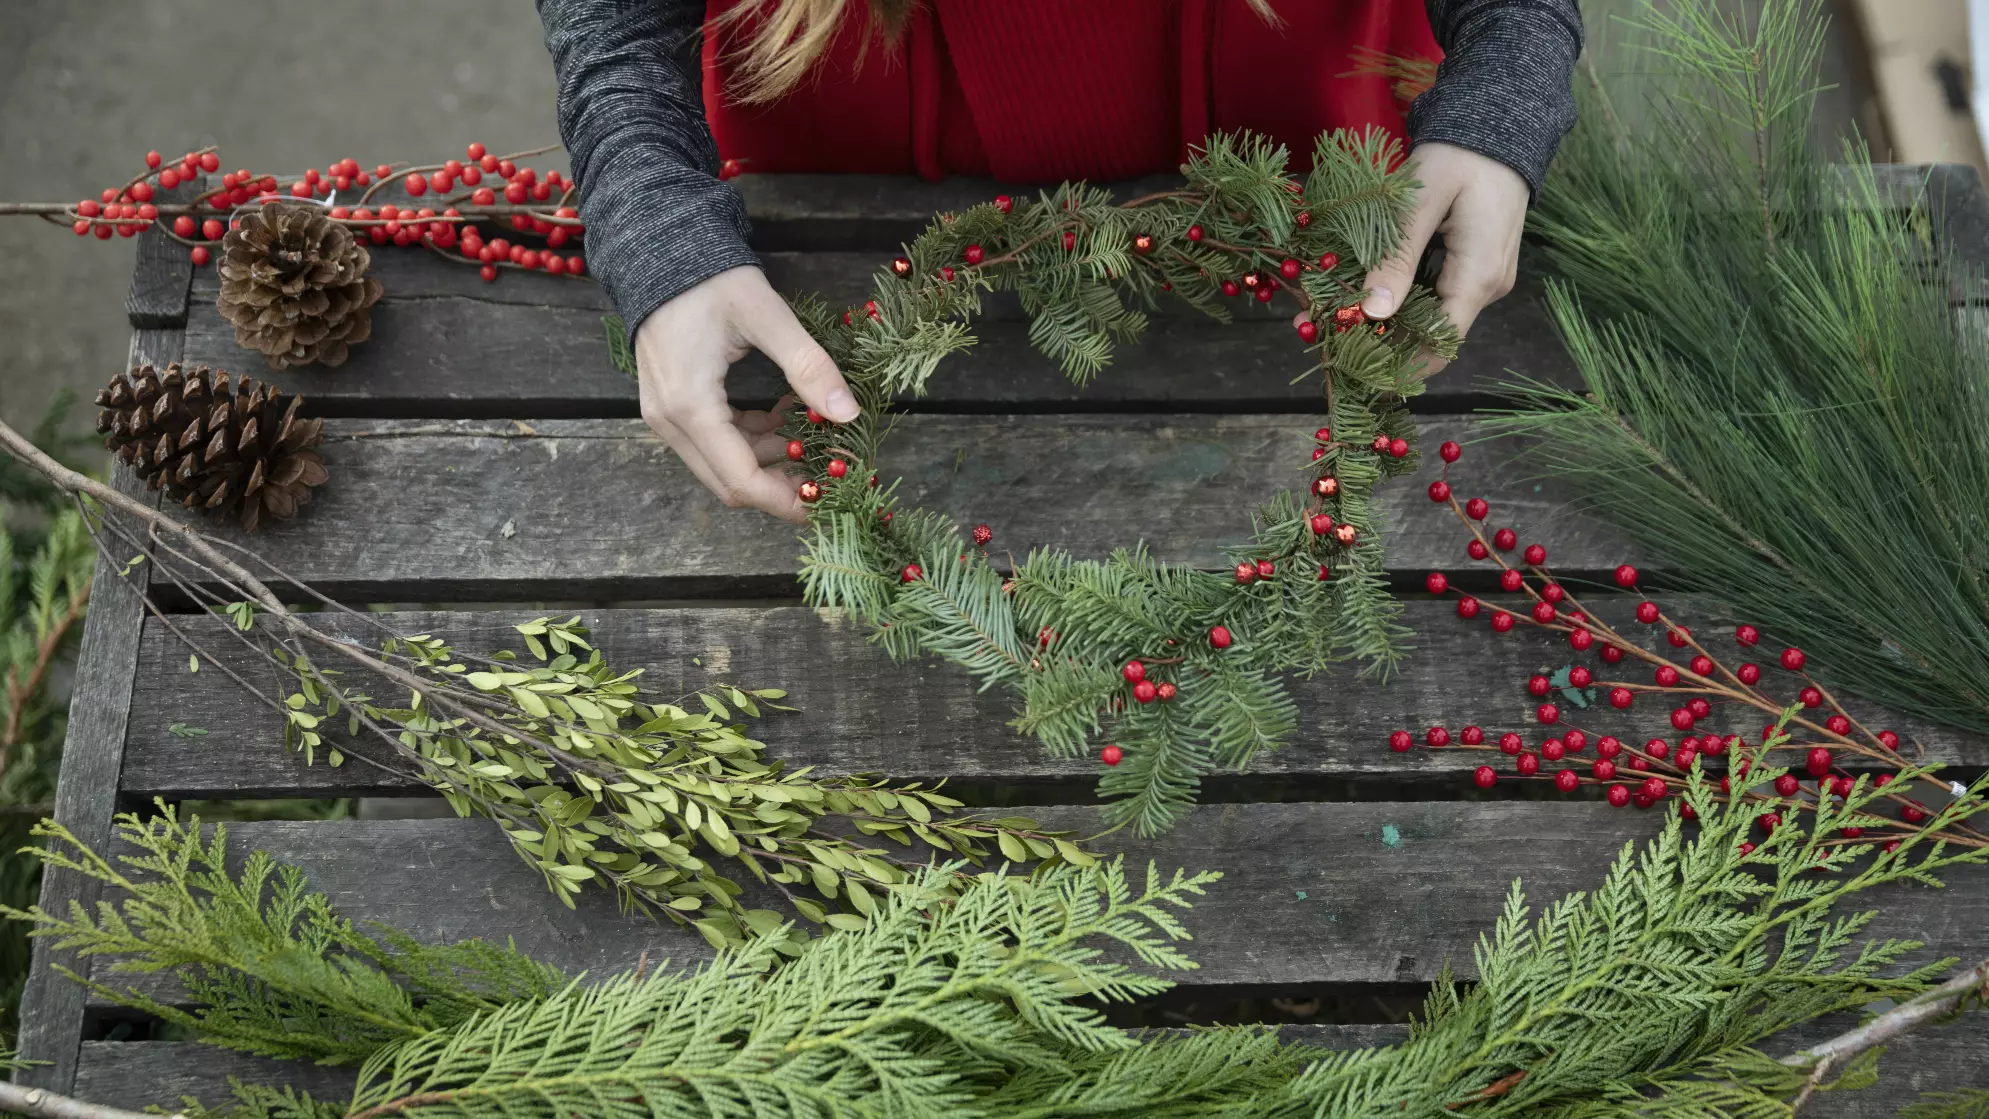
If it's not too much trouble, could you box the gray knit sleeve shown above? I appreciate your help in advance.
[538,0,759,342]
[1410,0,1584,196]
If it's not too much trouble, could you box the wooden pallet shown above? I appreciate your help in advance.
[19,168,1989,1114]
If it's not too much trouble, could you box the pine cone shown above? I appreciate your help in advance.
[217,202,383,369]
[95,363,329,532]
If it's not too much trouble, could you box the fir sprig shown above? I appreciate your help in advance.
[1502,0,1989,733]
[790,129,1458,833]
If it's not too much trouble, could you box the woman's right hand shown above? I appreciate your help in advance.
[633,265,861,522]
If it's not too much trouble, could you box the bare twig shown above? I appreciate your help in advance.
[0,576,91,752]
[0,1081,171,1119]
[1783,956,1989,1112]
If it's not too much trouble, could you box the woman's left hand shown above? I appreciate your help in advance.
[1356,142,1531,373]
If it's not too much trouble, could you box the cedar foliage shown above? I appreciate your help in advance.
[12,716,1987,1117]
[789,130,1459,835]
[1498,0,1989,732]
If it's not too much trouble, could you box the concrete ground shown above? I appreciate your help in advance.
[0,0,560,436]
[0,1,1883,442]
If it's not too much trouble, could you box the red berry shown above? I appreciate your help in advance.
[1655,665,1680,688]
[1311,513,1334,535]
[1522,544,1546,565]
[472,187,496,206]
[1461,726,1485,745]
[1499,733,1523,755]
[1297,320,1319,343]
[1474,766,1498,789]
[1389,730,1414,752]
[968,522,991,546]
[1675,744,1698,770]
[1467,540,1489,560]
[1280,258,1302,280]
[1532,602,1557,624]
[1876,773,1895,787]
[784,440,805,462]
[1516,752,1540,776]
[1610,687,1633,709]
[1644,738,1670,759]
[1528,675,1552,698]
[1101,744,1123,766]
[1597,736,1622,758]
[1492,528,1517,551]
[797,479,822,503]
[1687,697,1711,720]
[1569,628,1594,651]
[1499,569,1523,593]
[1667,627,1690,648]
[171,215,195,237]
[1234,562,1256,585]
[1799,686,1824,708]
[964,244,985,265]
[1063,230,1077,252]
[1426,726,1451,748]
[993,194,1014,213]
[130,181,153,202]
[1256,560,1275,579]
[189,246,210,266]
[144,149,163,168]
[1642,777,1667,800]
[1607,784,1632,808]
[1122,660,1147,683]
[1427,481,1451,503]
[1780,648,1806,671]
[1221,280,1240,297]
[717,159,743,180]
[1317,251,1339,270]
[198,152,220,172]
[1774,774,1800,797]
[1133,680,1158,704]
[1464,498,1489,520]
[1209,625,1233,649]
[1156,682,1177,702]
[202,218,223,240]
[1542,739,1565,762]
[479,264,498,282]
[1825,715,1851,734]
[1878,730,1900,750]
[1388,438,1409,458]
[1903,803,1929,825]
[1670,708,1694,731]
[1840,826,1863,839]
[1541,584,1565,603]
[1564,729,1587,752]
[1806,747,1832,777]
[900,563,923,583]
[1629,602,1661,627]
[1737,663,1761,685]
[1456,596,1481,619]
[1684,655,1711,676]
[1593,759,1617,781]
[1491,611,1515,632]
[1425,572,1449,594]
[1536,702,1560,725]
[827,459,849,479]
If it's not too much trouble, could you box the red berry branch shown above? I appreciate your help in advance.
[0,142,587,282]
[1389,441,1988,852]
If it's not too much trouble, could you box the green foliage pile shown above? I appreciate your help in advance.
[13,715,1987,1117]
[283,617,1079,949]
[790,129,1459,835]
[1500,0,1989,731]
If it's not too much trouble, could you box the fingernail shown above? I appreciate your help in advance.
[1363,287,1396,318]
[827,389,859,421]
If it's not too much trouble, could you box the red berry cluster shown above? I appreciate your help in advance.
[1386,442,1975,855]
[44,143,587,282]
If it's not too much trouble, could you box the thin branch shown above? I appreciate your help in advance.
[0,1082,170,1119]
[1783,955,1989,1111]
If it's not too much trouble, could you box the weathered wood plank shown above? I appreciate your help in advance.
[15,330,176,1093]
[71,1021,1986,1118]
[82,805,1989,1002]
[120,601,1986,799]
[125,178,199,329]
[151,415,1631,602]
[180,250,1573,418]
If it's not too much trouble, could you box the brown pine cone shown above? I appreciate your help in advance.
[217,202,383,369]
[95,363,329,531]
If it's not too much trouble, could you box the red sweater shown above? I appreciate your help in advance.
[703,1,1440,182]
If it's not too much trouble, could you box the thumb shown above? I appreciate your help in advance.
[1361,181,1452,321]
[740,288,860,423]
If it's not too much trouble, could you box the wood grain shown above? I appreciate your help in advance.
[119,602,1988,799]
[125,178,199,329]
[147,415,1633,602]
[14,331,175,1093]
[82,804,1989,1003]
[180,249,1575,418]
[70,1020,1987,1118]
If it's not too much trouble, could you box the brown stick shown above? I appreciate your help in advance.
[0,1082,170,1119]
[1782,956,1989,1112]
[1,577,91,751]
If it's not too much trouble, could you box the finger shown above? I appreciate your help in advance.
[678,401,808,521]
[1431,231,1520,344]
[1361,179,1455,321]
[734,406,791,436]
[738,291,861,423]
[749,429,793,467]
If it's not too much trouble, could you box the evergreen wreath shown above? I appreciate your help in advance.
[780,131,1460,835]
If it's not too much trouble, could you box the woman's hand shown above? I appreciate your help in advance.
[633,265,860,522]
[1358,142,1531,371]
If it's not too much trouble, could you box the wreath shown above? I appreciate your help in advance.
[782,131,1459,834]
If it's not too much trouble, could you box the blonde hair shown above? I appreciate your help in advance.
[714,0,1279,105]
